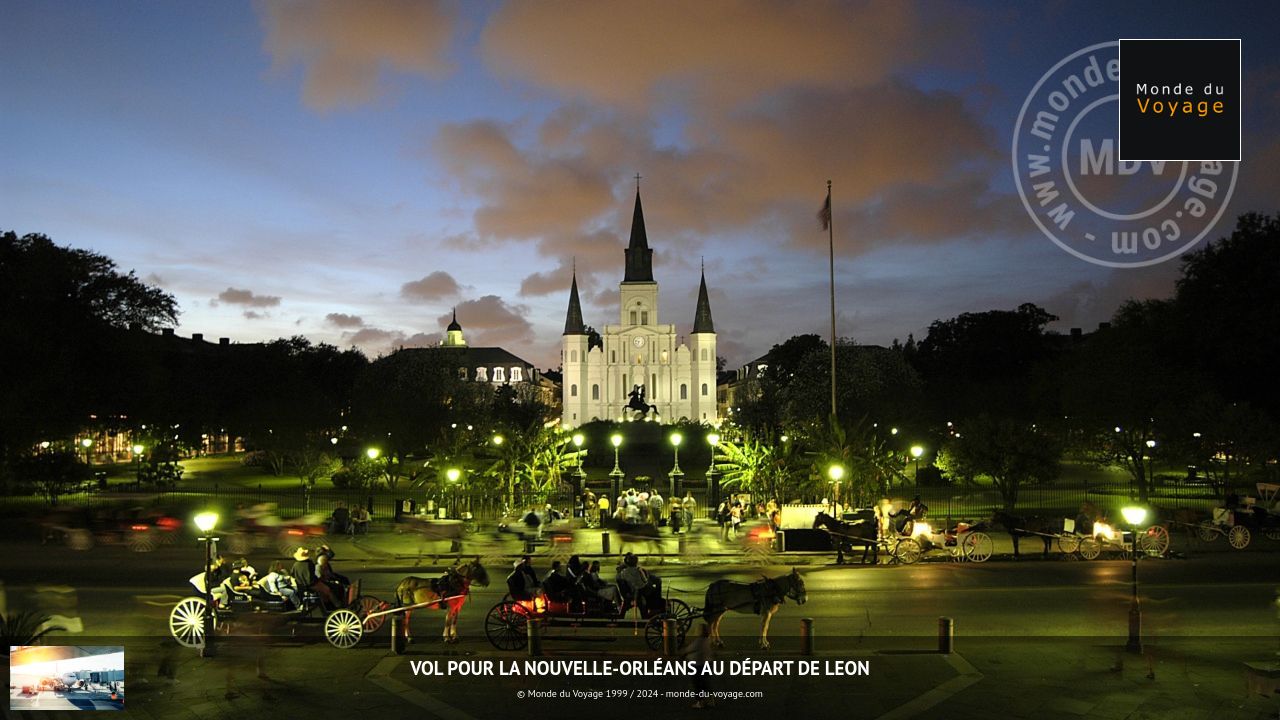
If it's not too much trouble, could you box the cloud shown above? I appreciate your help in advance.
[400,270,462,301]
[217,287,282,307]
[481,0,949,111]
[243,310,267,320]
[325,312,365,328]
[442,295,533,346]
[258,0,456,110]
[340,327,442,356]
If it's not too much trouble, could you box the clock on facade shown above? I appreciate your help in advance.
[631,336,645,348]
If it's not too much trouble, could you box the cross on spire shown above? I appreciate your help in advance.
[634,173,642,191]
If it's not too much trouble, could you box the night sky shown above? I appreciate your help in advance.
[3,0,1277,368]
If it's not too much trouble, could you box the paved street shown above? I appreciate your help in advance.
[3,527,1279,719]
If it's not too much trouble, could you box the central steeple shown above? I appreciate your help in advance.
[623,190,654,283]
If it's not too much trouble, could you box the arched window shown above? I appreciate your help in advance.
[592,384,600,400]
[476,367,487,381]
[458,367,467,380]
[493,367,505,382]
[680,384,688,400]
[510,367,523,382]
[610,350,616,363]
[640,311,649,325]
[651,374,657,397]
[700,348,708,361]
[701,383,709,396]
[630,311,638,324]
[571,350,578,362]
[571,384,578,397]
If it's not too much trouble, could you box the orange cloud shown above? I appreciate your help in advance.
[259,0,456,110]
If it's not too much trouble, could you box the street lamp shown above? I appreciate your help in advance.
[669,432,684,497]
[366,447,380,460]
[1121,505,1147,654]
[493,434,504,446]
[571,433,586,498]
[80,437,93,466]
[609,433,624,500]
[707,433,721,507]
[132,444,145,487]
[828,464,845,514]
[910,445,924,494]
[446,468,461,518]
[193,511,219,657]
[1144,439,1156,489]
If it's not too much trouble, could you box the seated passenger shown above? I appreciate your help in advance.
[257,561,301,609]
[585,560,621,608]
[506,555,540,601]
[617,553,660,612]
[542,561,572,602]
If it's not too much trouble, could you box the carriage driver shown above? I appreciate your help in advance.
[506,555,540,601]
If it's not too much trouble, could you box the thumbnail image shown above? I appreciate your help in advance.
[9,646,124,711]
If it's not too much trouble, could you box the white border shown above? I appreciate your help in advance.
[1118,38,1242,162]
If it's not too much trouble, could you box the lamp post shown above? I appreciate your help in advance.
[193,511,219,657]
[910,445,924,495]
[669,433,684,498]
[609,434,624,501]
[572,433,586,500]
[828,464,845,515]
[1121,505,1147,654]
[707,433,721,508]
[1144,439,1156,492]
[131,444,145,487]
[80,438,93,466]
[446,468,461,519]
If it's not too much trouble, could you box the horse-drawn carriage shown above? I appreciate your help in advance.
[168,579,384,650]
[484,579,695,652]
[1166,484,1280,550]
[812,509,993,564]
[992,509,1171,560]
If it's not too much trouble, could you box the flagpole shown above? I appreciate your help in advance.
[827,179,837,425]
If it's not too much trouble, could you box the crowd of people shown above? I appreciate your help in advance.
[506,552,662,615]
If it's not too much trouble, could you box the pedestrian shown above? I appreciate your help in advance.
[598,494,610,527]
[729,501,742,537]
[669,495,683,534]
[682,491,697,528]
[650,490,665,526]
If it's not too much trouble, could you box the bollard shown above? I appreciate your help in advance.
[390,615,407,655]
[776,530,786,553]
[800,617,814,656]
[937,616,954,654]
[602,531,611,555]
[678,534,687,556]
[527,618,543,656]
[662,618,679,656]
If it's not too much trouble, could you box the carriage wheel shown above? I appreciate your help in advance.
[894,538,922,565]
[354,595,387,633]
[169,597,208,648]
[128,530,156,553]
[324,608,364,648]
[485,602,528,650]
[66,528,94,551]
[226,532,253,556]
[1078,537,1101,560]
[963,532,994,563]
[644,612,687,651]
[1139,525,1170,557]
[1196,524,1218,542]
[665,598,695,631]
[1228,525,1251,550]
[278,532,308,558]
[1056,535,1080,555]
[1265,527,1280,542]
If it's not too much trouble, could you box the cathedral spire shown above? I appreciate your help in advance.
[563,270,586,335]
[693,269,714,334]
[623,189,654,282]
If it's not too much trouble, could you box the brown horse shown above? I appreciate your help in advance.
[394,559,489,644]
[703,568,806,650]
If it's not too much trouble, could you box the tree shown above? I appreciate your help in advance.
[942,415,1061,510]
[15,449,90,505]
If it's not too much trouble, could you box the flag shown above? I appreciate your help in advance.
[818,194,831,230]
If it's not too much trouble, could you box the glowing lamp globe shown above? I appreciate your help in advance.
[828,465,845,482]
[572,433,585,447]
[670,433,683,447]
[194,512,219,533]
[910,445,924,458]
[610,434,623,448]
[707,433,720,447]
[1121,506,1147,527]
[446,468,461,483]
[366,447,380,460]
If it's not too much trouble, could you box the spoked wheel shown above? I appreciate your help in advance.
[128,530,156,553]
[226,532,253,556]
[354,595,387,633]
[962,532,994,563]
[1139,525,1171,557]
[169,597,208,648]
[894,538,922,565]
[1078,537,1101,560]
[1057,535,1081,555]
[1196,524,1218,542]
[485,602,529,650]
[1265,527,1280,542]
[324,608,364,648]
[644,612,687,651]
[1228,525,1251,549]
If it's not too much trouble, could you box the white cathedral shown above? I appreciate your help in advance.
[560,190,718,428]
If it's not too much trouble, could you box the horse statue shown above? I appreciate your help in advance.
[989,510,1054,559]
[394,558,489,643]
[703,568,806,650]
[625,385,659,421]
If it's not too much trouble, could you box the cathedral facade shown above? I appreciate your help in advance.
[561,191,718,428]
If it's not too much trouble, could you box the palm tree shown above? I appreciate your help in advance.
[1,611,63,653]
